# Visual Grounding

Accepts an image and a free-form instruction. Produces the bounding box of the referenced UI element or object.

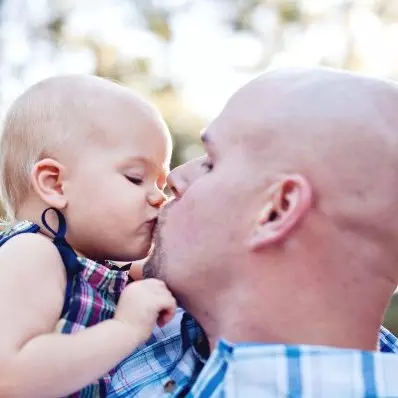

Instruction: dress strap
[106,261,132,272]
[41,207,83,316]
[41,207,67,237]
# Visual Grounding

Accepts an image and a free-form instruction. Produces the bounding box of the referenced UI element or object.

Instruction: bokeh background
[1,0,398,334]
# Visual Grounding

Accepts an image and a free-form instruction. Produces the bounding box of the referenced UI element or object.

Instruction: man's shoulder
[186,335,398,398]
[379,325,398,352]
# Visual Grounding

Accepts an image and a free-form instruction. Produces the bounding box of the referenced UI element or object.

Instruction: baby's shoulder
[0,230,65,278]
[0,220,39,245]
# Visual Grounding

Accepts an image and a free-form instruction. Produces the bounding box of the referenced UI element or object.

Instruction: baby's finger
[129,262,144,281]
[156,303,176,327]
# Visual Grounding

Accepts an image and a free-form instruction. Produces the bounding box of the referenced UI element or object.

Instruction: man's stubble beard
[143,228,162,278]
[143,199,194,313]
[143,203,170,279]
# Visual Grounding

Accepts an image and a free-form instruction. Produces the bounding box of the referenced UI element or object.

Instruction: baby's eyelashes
[125,175,144,185]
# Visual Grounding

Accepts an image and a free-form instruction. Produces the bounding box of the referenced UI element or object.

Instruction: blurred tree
[384,294,398,335]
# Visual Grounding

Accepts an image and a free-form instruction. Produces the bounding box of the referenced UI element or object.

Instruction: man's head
[0,75,171,262]
[146,68,398,348]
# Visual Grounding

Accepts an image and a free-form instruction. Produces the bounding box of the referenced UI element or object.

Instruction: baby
[0,75,176,397]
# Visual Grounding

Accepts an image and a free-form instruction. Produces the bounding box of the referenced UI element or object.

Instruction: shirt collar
[180,312,209,364]
[180,314,398,358]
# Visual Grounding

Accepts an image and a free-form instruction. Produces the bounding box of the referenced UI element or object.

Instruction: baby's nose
[148,189,167,208]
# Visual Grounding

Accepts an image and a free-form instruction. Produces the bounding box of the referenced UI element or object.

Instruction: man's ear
[248,174,312,251]
[30,158,68,209]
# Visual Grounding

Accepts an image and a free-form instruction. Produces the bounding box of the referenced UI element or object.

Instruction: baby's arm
[0,233,176,398]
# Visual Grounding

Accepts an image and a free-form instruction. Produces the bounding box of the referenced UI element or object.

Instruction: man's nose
[167,157,204,198]
[167,164,188,199]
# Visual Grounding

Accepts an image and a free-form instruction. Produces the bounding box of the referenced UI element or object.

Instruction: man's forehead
[198,71,317,150]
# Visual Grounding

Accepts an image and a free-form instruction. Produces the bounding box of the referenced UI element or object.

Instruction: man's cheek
[166,204,191,240]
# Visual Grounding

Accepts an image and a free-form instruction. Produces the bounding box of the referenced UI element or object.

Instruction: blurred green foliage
[384,294,398,335]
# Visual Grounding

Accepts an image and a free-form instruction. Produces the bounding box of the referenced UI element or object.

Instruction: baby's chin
[133,239,154,261]
[117,239,154,263]
[102,233,155,264]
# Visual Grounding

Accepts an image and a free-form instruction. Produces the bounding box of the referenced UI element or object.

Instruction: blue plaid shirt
[108,308,206,397]
[109,311,398,398]
[185,327,398,398]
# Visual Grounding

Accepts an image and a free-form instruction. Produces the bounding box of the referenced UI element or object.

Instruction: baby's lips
[145,217,158,238]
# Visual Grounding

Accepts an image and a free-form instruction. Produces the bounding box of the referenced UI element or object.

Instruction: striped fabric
[57,256,128,397]
[109,317,398,397]
[182,328,398,398]
[108,311,206,398]
[0,221,129,397]
[379,325,398,352]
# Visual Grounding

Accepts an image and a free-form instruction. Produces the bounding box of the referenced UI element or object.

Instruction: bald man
[114,67,398,397]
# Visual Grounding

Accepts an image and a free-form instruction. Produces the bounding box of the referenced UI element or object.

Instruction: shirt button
[164,380,177,393]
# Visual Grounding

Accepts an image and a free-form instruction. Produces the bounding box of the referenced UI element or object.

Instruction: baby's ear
[30,158,68,209]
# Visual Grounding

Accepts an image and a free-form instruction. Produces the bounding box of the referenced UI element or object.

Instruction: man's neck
[197,278,395,352]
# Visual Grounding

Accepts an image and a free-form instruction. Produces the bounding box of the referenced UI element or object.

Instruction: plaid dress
[0,209,130,397]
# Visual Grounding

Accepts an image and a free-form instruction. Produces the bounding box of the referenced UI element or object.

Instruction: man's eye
[202,160,213,172]
[125,176,143,185]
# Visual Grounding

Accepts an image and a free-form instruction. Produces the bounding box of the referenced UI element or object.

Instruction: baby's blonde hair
[0,75,115,221]
[0,75,162,221]
[0,81,73,221]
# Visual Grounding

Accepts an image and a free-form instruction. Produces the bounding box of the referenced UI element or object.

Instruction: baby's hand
[114,279,177,345]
